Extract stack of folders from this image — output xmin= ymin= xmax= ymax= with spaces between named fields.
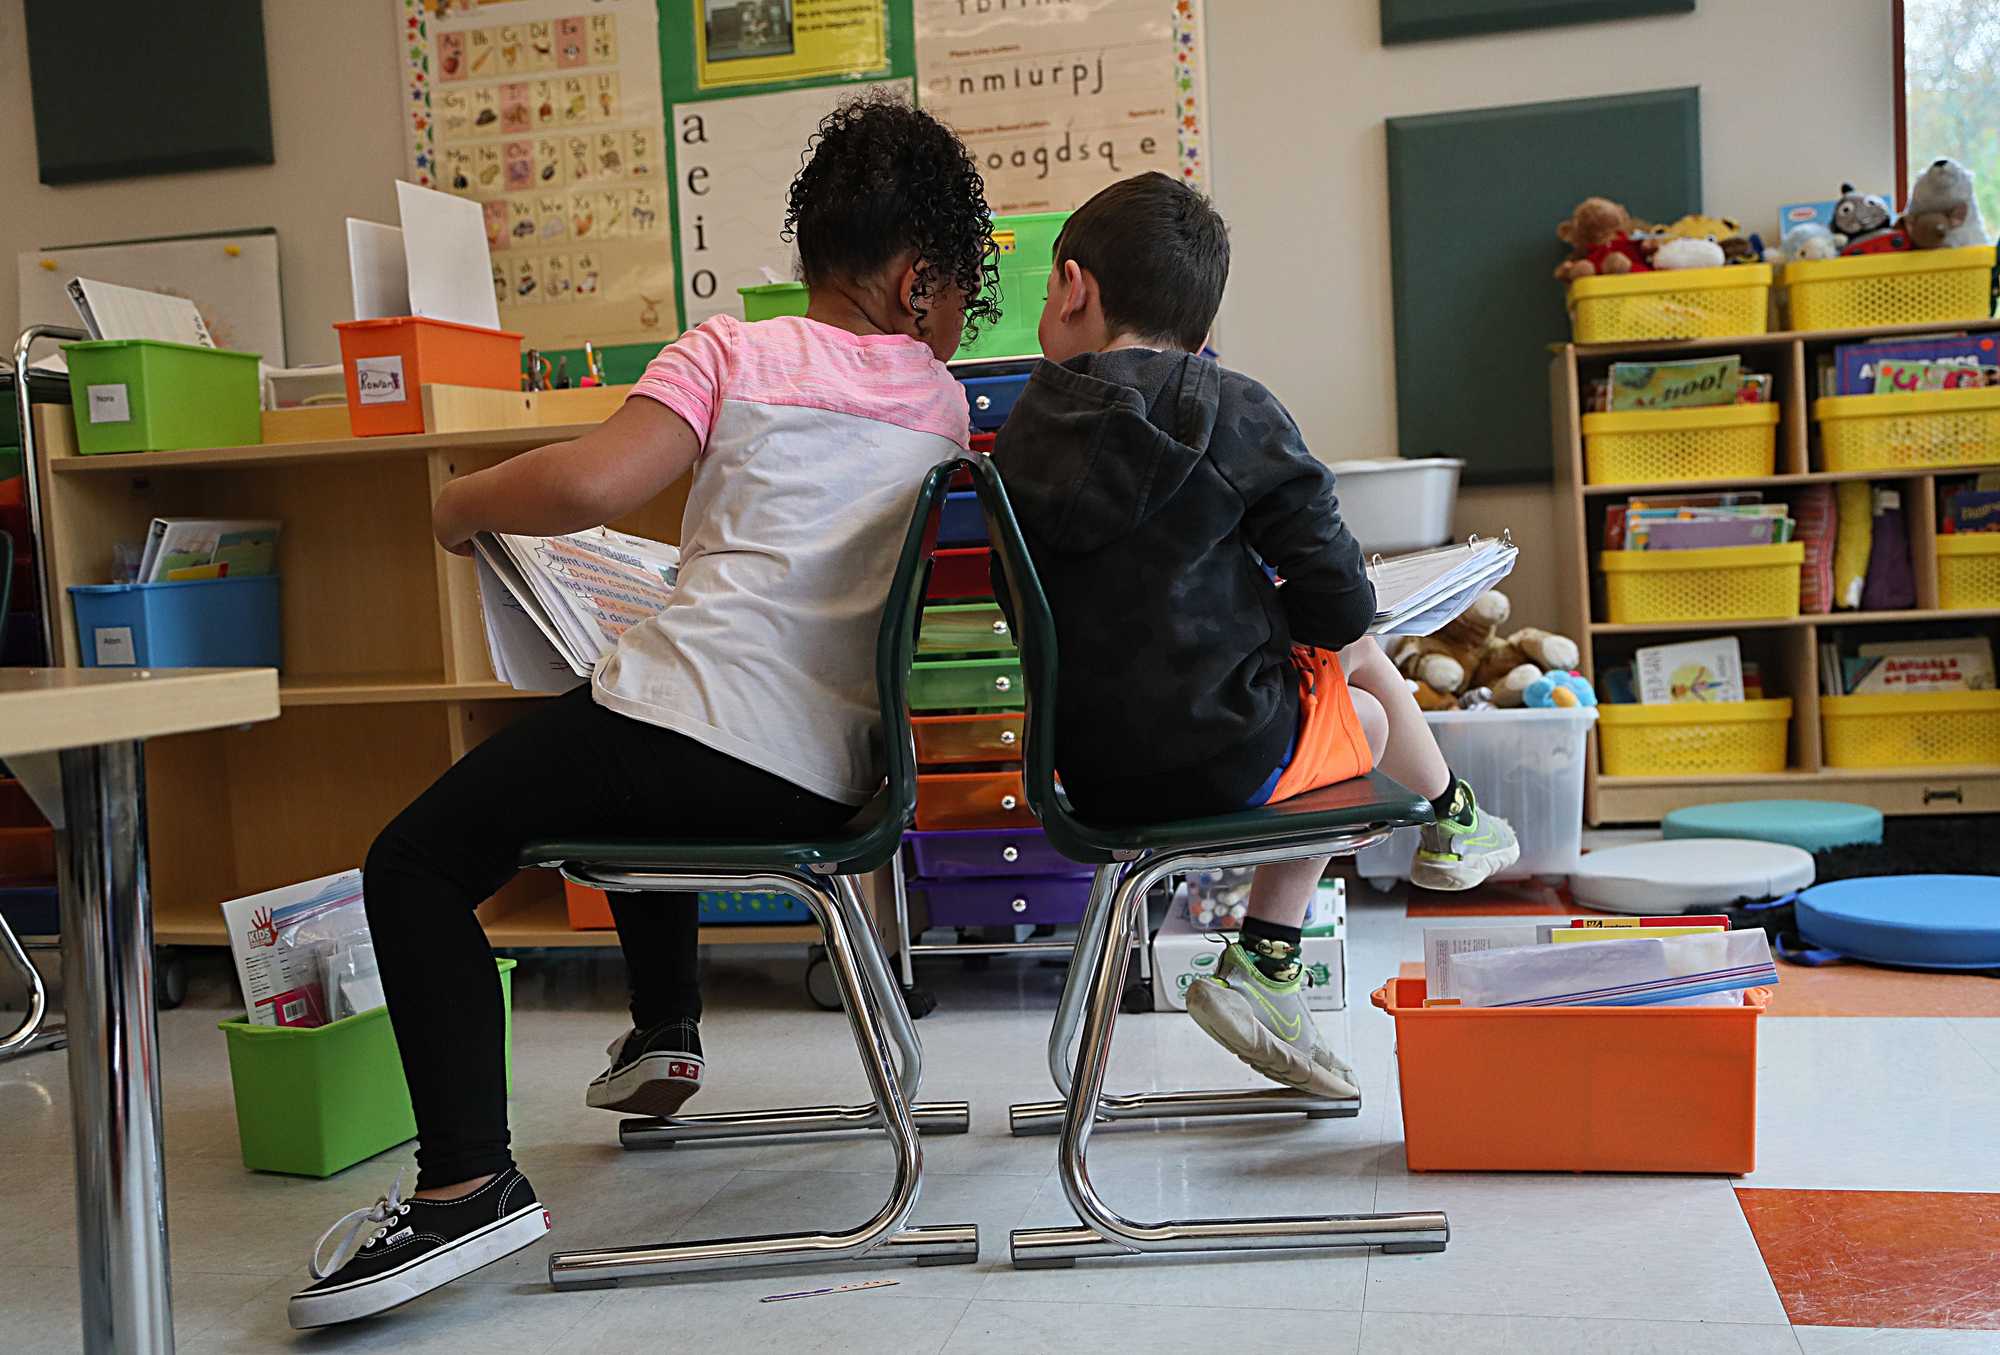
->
xmin=1604 ymin=492 xmax=1793 ymax=551
xmin=1422 ymin=917 xmax=1777 ymax=1008
xmin=1364 ymin=534 xmax=1518 ymax=637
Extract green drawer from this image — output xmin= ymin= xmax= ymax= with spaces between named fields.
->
xmin=910 ymin=656 xmax=1024 ymax=711
xmin=917 ymin=603 xmax=1015 ymax=657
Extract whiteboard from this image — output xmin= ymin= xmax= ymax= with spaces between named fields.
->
xmin=16 ymin=230 xmax=285 ymax=364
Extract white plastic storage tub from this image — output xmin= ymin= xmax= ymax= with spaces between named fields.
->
xmin=1356 ymin=706 xmax=1597 ymax=888
xmin=1326 ymin=458 xmax=1463 ymax=553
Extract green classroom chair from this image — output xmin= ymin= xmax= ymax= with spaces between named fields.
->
xmin=964 ymin=454 xmax=1453 ymax=1269
xmin=519 ymin=461 xmax=977 ymax=1288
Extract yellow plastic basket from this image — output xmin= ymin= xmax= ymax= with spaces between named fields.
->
xmin=1597 ymin=699 xmax=1792 ymax=776
xmin=1598 ymin=542 xmax=1804 ymax=623
xmin=1782 ymin=245 xmax=1996 ymax=331
xmin=1815 ymin=387 xmax=2000 ymax=471
xmin=1936 ymin=532 xmax=2000 ymax=610
xmin=1821 ymin=691 xmax=2000 ymax=769
xmin=1582 ymin=403 xmax=1779 ymax=485
xmin=1569 ymin=265 xmax=1771 ymax=344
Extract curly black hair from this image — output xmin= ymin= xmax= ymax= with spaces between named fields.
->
xmin=783 ymin=91 xmax=1001 ymax=344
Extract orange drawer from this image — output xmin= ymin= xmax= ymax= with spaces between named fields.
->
xmin=916 ymin=769 xmax=1036 ymax=831
xmin=912 ymin=712 xmax=1023 ymax=765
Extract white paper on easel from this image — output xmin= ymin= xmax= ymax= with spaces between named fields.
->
xmin=346 ymin=219 xmax=410 ymax=320
xmin=395 ymin=181 xmax=500 ymax=330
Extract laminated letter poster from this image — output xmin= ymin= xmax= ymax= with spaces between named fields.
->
xmin=913 ymin=0 xmax=1208 ymax=215
xmin=400 ymin=0 xmax=675 ymax=349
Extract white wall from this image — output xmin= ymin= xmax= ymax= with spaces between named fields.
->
xmin=0 ymin=0 xmax=1897 ymax=620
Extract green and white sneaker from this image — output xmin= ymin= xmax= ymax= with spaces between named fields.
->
xmin=1410 ymin=780 xmax=1519 ymax=891
xmin=1185 ymin=940 xmax=1359 ymax=1099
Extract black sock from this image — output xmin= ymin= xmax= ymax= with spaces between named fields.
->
xmin=1240 ymin=915 xmax=1303 ymax=982
xmin=1430 ymin=773 xmax=1473 ymax=827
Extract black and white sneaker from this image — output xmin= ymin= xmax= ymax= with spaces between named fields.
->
xmin=586 ymin=1017 xmax=705 ymax=1116
xmin=287 ymin=1168 xmax=550 ymax=1329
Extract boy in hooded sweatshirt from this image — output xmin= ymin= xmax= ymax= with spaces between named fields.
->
xmin=989 ymin=172 xmax=1517 ymax=1097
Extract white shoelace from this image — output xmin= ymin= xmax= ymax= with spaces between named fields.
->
xmin=310 ymin=1169 xmax=414 ymax=1279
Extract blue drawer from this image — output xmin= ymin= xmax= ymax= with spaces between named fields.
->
xmin=937 ymin=491 xmax=986 ymax=546
xmin=914 ymin=874 xmax=1093 ymax=928
xmin=906 ymin=828 xmax=1088 ymax=879
xmin=960 ymin=372 xmax=1031 ymax=431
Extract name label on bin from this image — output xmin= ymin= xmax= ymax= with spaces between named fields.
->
xmin=93 ymin=626 xmax=136 ymax=666
xmin=355 ymin=355 xmax=407 ymax=405
xmin=86 ymin=383 xmax=131 ymax=424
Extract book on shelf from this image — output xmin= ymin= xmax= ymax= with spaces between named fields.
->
xmin=1635 ymin=636 xmax=1745 ymax=704
xmin=1941 ymin=477 xmax=2000 ymax=533
xmin=1827 ymin=334 xmax=2000 ymax=396
xmin=1844 ymin=637 xmax=1995 ymax=694
xmin=1872 ymin=358 xmax=2000 ymax=394
xmin=1607 ymin=356 xmax=1742 ymax=411
xmin=135 ymin=518 xmax=281 ymax=583
xmin=1604 ymin=492 xmax=1765 ymax=551
xmin=473 ymin=527 xmax=681 ymax=693
xmin=1624 ymin=503 xmax=1793 ymax=551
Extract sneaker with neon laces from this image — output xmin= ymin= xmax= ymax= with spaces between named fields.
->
xmin=1184 ymin=939 xmax=1359 ymax=1099
xmin=1409 ymin=780 xmax=1519 ymax=891
xmin=586 ymin=1017 xmax=704 ymax=1116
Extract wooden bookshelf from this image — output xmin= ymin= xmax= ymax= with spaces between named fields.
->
xmin=1552 ymin=318 xmax=2000 ymax=824
xmin=29 ymin=383 xmax=822 ymax=952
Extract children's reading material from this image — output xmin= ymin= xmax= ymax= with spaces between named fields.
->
xmin=136 ymin=518 xmax=280 ymax=583
xmin=1607 ymin=356 xmax=1742 ymax=411
xmin=474 ymin=527 xmax=681 ymax=692
xmin=1365 ymin=536 xmax=1519 ymax=637
xmin=66 ymin=277 xmax=215 ymax=347
xmin=1635 ymin=636 xmax=1745 ymax=704
xmin=1847 ymin=637 xmax=1995 ymax=693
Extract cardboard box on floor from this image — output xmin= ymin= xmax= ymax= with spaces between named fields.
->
xmin=1151 ymin=880 xmax=1345 ymax=1013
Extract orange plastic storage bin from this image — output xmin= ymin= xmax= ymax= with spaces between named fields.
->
xmin=912 ymin=712 xmax=1024 ymax=765
xmin=915 ymin=769 xmax=1035 ymax=830
xmin=334 ymin=316 xmax=523 ymax=437
xmin=1372 ymin=975 xmax=1770 ymax=1174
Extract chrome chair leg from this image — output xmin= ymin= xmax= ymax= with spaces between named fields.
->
xmin=1010 ymin=854 xmax=1445 ymax=1268
xmin=550 ymin=871 xmax=978 ymax=1287
xmin=1009 ymin=860 xmax=1359 ymax=1138
xmin=0 ymin=912 xmax=65 ymax=1061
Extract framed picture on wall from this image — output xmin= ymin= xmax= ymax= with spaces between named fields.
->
xmin=1381 ymin=0 xmax=1693 ymax=45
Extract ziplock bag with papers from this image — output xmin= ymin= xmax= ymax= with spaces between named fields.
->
xmin=1450 ymin=930 xmax=1778 ymax=1008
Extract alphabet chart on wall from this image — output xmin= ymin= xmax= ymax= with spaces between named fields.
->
xmin=400 ymin=0 xmax=676 ymax=350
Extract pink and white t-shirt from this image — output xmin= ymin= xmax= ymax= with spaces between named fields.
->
xmin=594 ymin=314 xmax=968 ymax=803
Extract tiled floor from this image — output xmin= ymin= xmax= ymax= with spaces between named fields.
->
xmin=4 ymin=889 xmax=1998 ymax=1355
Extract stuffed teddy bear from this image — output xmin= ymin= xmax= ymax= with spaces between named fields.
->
xmin=1554 ymin=197 xmax=1652 ymax=281
xmin=1474 ymin=626 xmax=1583 ymax=707
xmin=1394 ymin=590 xmax=1512 ymax=706
xmin=1765 ymin=222 xmax=1848 ymax=264
xmin=1903 ymin=156 xmax=1988 ymax=249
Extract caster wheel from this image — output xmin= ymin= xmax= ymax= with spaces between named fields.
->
xmin=1120 ymin=978 xmax=1152 ymax=1014
xmin=902 ymin=984 xmax=937 ymax=1019
xmin=803 ymin=947 xmax=842 ymax=1011
xmin=1366 ymin=877 xmax=1398 ymax=895
xmin=156 ymin=949 xmax=188 ymax=1010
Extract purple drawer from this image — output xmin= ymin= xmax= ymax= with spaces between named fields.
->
xmin=906 ymin=828 xmax=1088 ymax=879
xmin=915 ymin=874 xmax=1094 ymax=928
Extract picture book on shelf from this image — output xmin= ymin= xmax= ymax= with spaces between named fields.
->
xmin=1607 ymin=356 xmax=1741 ymax=411
xmin=1872 ymin=359 xmax=2000 ymax=394
xmin=1844 ymin=637 xmax=1995 ymax=694
xmin=1827 ymin=334 xmax=2000 ymax=396
xmin=136 ymin=518 xmax=281 ymax=583
xmin=1635 ymin=636 xmax=1745 ymax=704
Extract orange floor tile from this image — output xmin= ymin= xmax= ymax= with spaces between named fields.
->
xmin=1764 ymin=960 xmax=2000 ymax=1017
xmin=1737 ymin=1188 xmax=2000 ymax=1330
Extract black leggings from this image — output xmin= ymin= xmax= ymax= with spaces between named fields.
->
xmin=364 ymin=685 xmax=857 ymax=1188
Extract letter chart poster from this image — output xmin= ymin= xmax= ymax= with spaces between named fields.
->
xmin=913 ymin=0 xmax=1208 ymax=215
xmin=399 ymin=0 xmax=677 ymax=350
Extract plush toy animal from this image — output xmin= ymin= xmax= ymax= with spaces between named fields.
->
xmin=1903 ymin=156 xmax=1988 ymax=249
xmin=1832 ymin=183 xmax=1903 ymax=254
xmin=1473 ymin=626 xmax=1581 ymax=705
xmin=1654 ymin=237 xmax=1727 ymax=270
xmin=1554 ymin=197 xmax=1652 ymax=281
xmin=1394 ymin=590 xmax=1512 ymax=706
xmin=1522 ymin=670 xmax=1598 ymax=709
xmin=1765 ymin=222 xmax=1848 ymax=264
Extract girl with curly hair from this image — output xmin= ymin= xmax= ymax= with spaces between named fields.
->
xmin=287 ymin=92 xmax=995 ymax=1330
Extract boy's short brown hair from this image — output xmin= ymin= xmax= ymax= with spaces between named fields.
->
xmin=1054 ymin=172 xmax=1229 ymax=351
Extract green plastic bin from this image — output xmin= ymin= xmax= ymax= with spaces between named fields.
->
xmin=740 ymin=282 xmax=810 ymax=322
xmin=63 ymin=340 xmax=261 ymax=455
xmin=219 ymin=958 xmax=515 ymax=1177
xmin=910 ymin=656 xmax=1024 ymax=711
xmin=956 ymin=210 xmax=1069 ymax=361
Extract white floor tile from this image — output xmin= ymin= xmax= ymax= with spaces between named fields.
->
xmin=1367 ymin=1174 xmax=1789 ymax=1325
xmin=1745 ymin=1018 xmax=2000 ymax=1191
xmin=4 ymin=1266 xmax=289 ymax=1355
xmin=1359 ymin=1311 xmax=1803 ymax=1354
xmin=1793 ymin=1330 xmax=2000 ymax=1354
xmin=1950 ymin=1019 xmax=2000 ymax=1076
xmin=179 ymin=1277 xmax=609 ymax=1354
xmin=562 ymin=1285 xmax=969 ymax=1355
xmin=943 ymin=1298 xmax=1360 ymax=1355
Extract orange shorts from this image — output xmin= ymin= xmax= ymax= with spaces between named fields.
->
xmin=1259 ymin=646 xmax=1375 ymax=805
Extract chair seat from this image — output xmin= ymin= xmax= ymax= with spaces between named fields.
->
xmin=1043 ymin=770 xmax=1434 ymax=864
xmin=520 ymin=793 xmax=903 ymax=876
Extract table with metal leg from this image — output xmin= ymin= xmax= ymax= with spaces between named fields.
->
xmin=0 ymin=667 xmax=280 ymax=1355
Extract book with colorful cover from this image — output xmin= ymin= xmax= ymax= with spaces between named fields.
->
xmin=1845 ymin=637 xmax=1996 ymax=694
xmin=1833 ymin=334 xmax=2000 ymax=395
xmin=1872 ymin=359 xmax=2000 ymax=394
xmin=1608 ymin=356 xmax=1743 ymax=411
xmin=1635 ymin=636 xmax=1745 ymax=704
xmin=1942 ymin=486 xmax=2000 ymax=533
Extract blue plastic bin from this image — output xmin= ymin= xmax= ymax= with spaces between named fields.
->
xmin=937 ymin=491 xmax=987 ymax=546
xmin=69 ymin=575 xmax=281 ymax=669
xmin=960 ymin=371 xmax=1032 ymax=432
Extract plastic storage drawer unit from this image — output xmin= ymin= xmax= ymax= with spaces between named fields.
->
xmin=911 ymin=712 xmax=1023 ymax=764
xmin=910 ymin=656 xmax=1023 ymax=711
xmin=916 ymin=603 xmax=1013 ymax=656
xmin=916 ymin=769 xmax=1035 ymax=831
xmin=907 ymin=828 xmax=1089 ymax=878
xmin=927 ymin=547 xmax=994 ymax=601
xmin=915 ymin=874 xmax=1094 ymax=928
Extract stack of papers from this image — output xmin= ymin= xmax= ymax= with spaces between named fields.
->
xmin=1366 ymin=535 xmax=1519 ymax=637
xmin=473 ymin=528 xmax=681 ymax=692
xmin=67 ymin=277 xmax=215 ymax=347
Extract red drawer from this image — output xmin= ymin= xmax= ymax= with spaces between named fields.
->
xmin=927 ymin=547 xmax=993 ymax=601
xmin=906 ymin=828 xmax=1085 ymax=878
xmin=914 ymin=874 xmax=1093 ymax=928
xmin=916 ymin=769 xmax=1034 ymax=830
xmin=911 ymin=712 xmax=1022 ymax=765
